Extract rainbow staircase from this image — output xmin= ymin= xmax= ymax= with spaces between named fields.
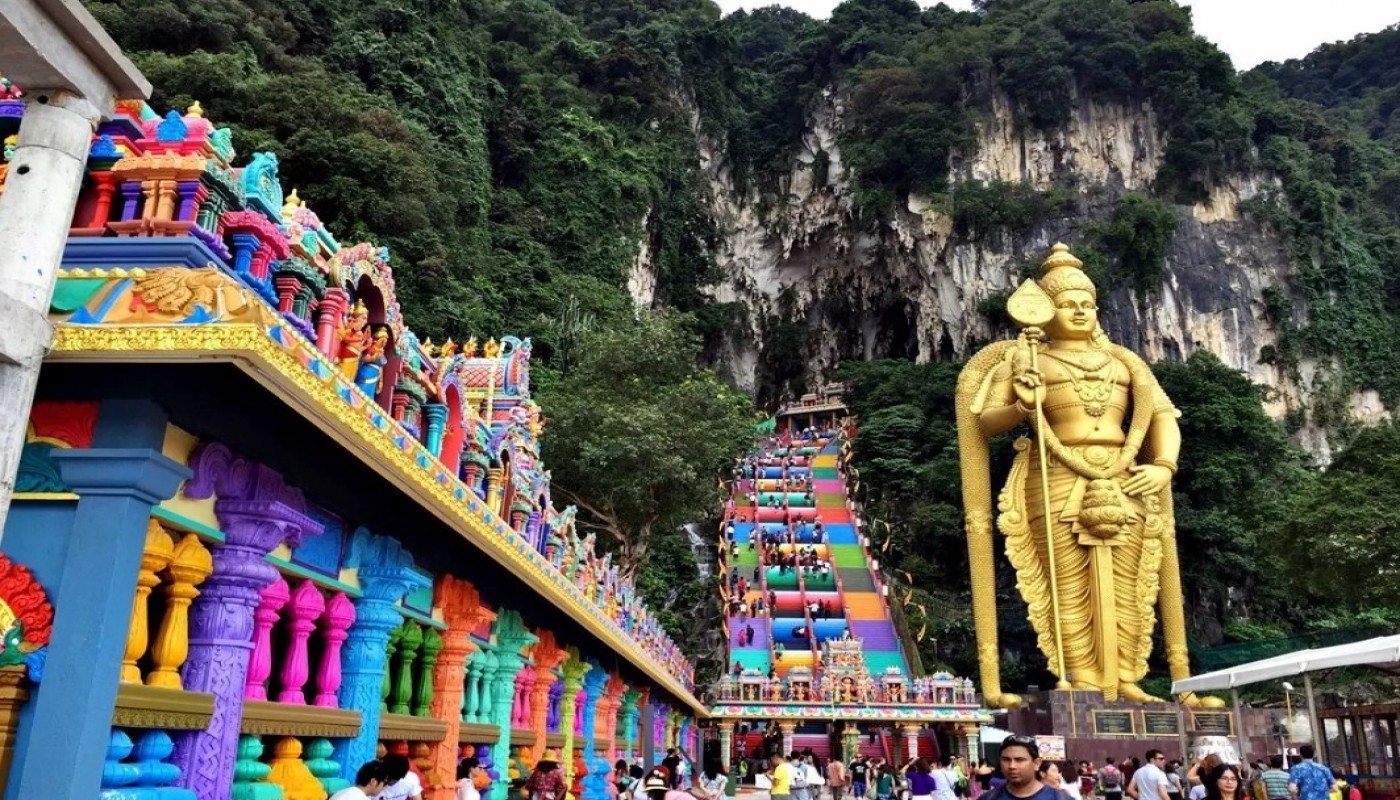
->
xmin=723 ymin=428 xmax=909 ymax=681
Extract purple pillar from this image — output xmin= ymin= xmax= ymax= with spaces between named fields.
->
xmin=171 ymin=443 xmax=320 ymax=799
xmin=118 ymin=182 xmax=143 ymax=222
xmin=176 ymin=180 xmax=201 ymax=221
xmin=547 ymin=679 xmax=564 ymax=733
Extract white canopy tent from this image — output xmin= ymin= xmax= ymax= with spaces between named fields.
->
xmin=1172 ymin=634 xmax=1400 ymax=754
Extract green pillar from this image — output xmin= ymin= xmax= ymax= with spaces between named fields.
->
xmin=618 ymin=689 xmax=642 ymax=760
xmin=489 ymin=610 xmax=538 ymax=800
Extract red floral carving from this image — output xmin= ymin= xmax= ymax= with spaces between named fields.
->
xmin=28 ymin=401 xmax=99 ymax=449
xmin=0 ymin=554 xmax=53 ymax=646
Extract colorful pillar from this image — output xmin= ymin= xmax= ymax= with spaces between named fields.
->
xmin=464 ymin=647 xmax=494 ymax=724
xmin=530 ymin=632 xmax=567 ymax=760
xmin=617 ymin=690 xmax=641 ymax=761
xmin=426 ymin=576 xmax=494 ymax=800
xmin=558 ymin=650 xmax=590 ymax=790
xmin=334 ymin=531 xmax=430 ymax=776
xmin=171 ymin=442 xmax=321 ymax=799
xmin=597 ymin=673 xmax=625 ymax=759
xmin=423 ymin=403 xmax=448 ymax=458
xmin=841 ymin=726 xmax=860 ymax=766
xmin=3 ymin=441 xmax=189 ymax=799
xmin=488 ymin=611 xmax=537 ymax=800
xmin=580 ymin=665 xmax=610 ymax=800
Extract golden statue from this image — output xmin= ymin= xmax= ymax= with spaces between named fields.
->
xmin=957 ymin=243 xmax=1200 ymax=708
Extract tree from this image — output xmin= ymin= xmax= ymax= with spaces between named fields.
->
xmin=1153 ymin=351 xmax=1313 ymax=642
xmin=538 ymin=311 xmax=754 ymax=578
xmin=1282 ymin=422 xmax=1400 ymax=609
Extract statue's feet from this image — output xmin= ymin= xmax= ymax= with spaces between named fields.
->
xmin=987 ymin=693 xmax=1023 ymax=709
xmin=1178 ymin=691 xmax=1227 ymax=708
xmin=1119 ymin=683 xmax=1164 ymax=703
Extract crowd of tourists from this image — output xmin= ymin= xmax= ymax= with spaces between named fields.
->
xmin=939 ymin=738 xmax=1361 ymax=800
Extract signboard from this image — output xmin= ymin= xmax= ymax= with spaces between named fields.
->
xmin=1036 ymin=735 xmax=1066 ymax=760
xmin=1193 ymin=711 xmax=1234 ymax=736
xmin=1143 ymin=711 xmax=1182 ymax=737
xmin=1092 ymin=710 xmax=1136 ymax=736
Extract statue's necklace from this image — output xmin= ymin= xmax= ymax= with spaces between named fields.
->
xmin=1045 ymin=350 xmax=1116 ymax=418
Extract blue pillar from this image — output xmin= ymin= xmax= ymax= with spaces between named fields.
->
xmin=335 ymin=530 xmax=428 ymax=776
xmin=581 ymin=665 xmax=610 ymax=800
xmin=4 ymin=447 xmax=189 ymax=799
xmin=423 ymin=403 xmax=448 ymax=457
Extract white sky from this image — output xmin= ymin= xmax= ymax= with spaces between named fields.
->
xmin=714 ymin=0 xmax=1399 ymax=70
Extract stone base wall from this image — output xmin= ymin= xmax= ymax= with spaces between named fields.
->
xmin=998 ymin=691 xmax=1280 ymax=765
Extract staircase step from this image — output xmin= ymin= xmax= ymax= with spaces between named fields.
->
xmin=829 ymin=545 xmax=868 ymax=568
xmin=838 ymin=567 xmax=876 ymax=592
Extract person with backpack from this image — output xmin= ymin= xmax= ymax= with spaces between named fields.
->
xmin=1099 ymin=760 xmax=1125 ymax=800
xmin=791 ymin=752 xmax=813 ymax=800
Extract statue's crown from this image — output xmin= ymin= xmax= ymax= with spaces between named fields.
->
xmin=1039 ymin=242 xmax=1096 ymax=297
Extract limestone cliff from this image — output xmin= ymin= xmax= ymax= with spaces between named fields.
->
xmin=640 ymin=87 xmax=1390 ymax=460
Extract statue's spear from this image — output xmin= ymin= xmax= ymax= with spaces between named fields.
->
xmin=1007 ymin=278 xmax=1071 ymax=691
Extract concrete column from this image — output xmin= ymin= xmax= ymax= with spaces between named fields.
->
xmin=901 ymin=724 xmax=920 ymax=762
xmin=0 ymin=94 xmax=101 ymax=539
xmin=779 ymin=721 xmax=796 ymax=756
xmin=719 ymin=722 xmax=734 ymax=771
xmin=960 ymin=725 xmax=981 ymax=765
xmin=638 ymin=693 xmax=655 ymax=770
xmin=4 ymin=447 xmax=188 ymax=798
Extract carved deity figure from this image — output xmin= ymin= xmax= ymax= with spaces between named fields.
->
xmin=957 ymin=243 xmax=1206 ymax=708
xmin=337 ymin=300 xmax=371 ymax=379
xmin=355 ymin=328 xmax=390 ymax=397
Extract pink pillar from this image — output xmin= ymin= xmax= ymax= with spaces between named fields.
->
xmin=315 ymin=592 xmax=356 ymax=707
xmin=513 ymin=669 xmax=535 ymax=729
xmin=315 ymin=288 xmax=349 ymax=357
xmin=275 ymin=276 xmax=301 ymax=316
xmin=574 ymin=689 xmax=586 ymax=735
xmin=245 ymin=578 xmax=290 ymax=701
xmin=277 ymin=579 xmax=326 ymax=704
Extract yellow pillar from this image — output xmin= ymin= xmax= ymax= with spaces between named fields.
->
xmin=559 ymin=651 xmax=591 ymax=789
xmin=266 ymin=736 xmax=327 ymax=800
xmin=123 ymin=519 xmax=174 ymax=683
xmin=147 ymin=533 xmax=212 ymax=689
xmin=486 ymin=468 xmax=505 ymax=516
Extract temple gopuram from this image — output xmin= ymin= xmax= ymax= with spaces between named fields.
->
xmin=0 ymin=93 xmax=697 ymax=798
xmin=714 ymin=391 xmax=991 ymax=775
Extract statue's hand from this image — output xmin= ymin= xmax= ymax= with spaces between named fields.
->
xmin=1012 ymin=366 xmax=1045 ymax=411
xmin=1122 ymin=463 xmax=1172 ymax=497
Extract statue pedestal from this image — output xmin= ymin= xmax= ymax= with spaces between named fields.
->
xmin=999 ymin=690 xmax=1277 ymax=764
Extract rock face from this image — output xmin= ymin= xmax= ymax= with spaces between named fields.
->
xmin=635 ymin=87 xmax=1387 ymax=458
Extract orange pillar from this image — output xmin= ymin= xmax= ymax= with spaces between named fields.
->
xmin=530 ymin=631 xmax=568 ymax=759
xmin=425 ymin=576 xmax=496 ymax=800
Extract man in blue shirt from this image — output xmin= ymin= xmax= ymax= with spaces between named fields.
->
xmin=1289 ymin=745 xmax=1332 ymax=800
